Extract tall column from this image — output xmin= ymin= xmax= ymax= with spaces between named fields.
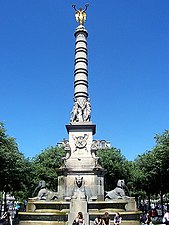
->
xmin=70 ymin=25 xmax=91 ymax=124
xmin=74 ymin=26 xmax=88 ymax=100
xmin=62 ymin=5 xmax=105 ymax=209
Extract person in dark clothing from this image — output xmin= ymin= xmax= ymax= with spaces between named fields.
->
xmin=102 ymin=212 xmax=110 ymax=225
xmin=0 ymin=207 xmax=12 ymax=225
xmin=144 ymin=212 xmax=152 ymax=225
xmin=94 ymin=216 xmax=102 ymax=225
xmin=73 ymin=212 xmax=84 ymax=225
xmin=140 ymin=212 xmax=146 ymax=225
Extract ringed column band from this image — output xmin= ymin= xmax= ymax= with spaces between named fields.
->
xmin=74 ymin=26 xmax=88 ymax=100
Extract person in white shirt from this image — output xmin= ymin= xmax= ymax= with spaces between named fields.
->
xmin=163 ymin=209 xmax=169 ymax=225
xmin=113 ymin=212 xmax=122 ymax=225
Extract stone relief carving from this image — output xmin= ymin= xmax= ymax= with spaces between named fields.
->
xmin=73 ymin=134 xmax=88 ymax=152
xmin=70 ymin=97 xmax=91 ymax=123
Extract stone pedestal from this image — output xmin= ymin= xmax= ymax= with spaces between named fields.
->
xmin=69 ymin=199 xmax=88 ymax=225
xmin=57 ymin=123 xmax=105 ymax=202
xmin=125 ymin=197 xmax=137 ymax=211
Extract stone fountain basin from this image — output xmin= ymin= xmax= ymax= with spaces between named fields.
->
xmin=27 ymin=199 xmax=70 ymax=212
xmin=88 ymin=200 xmax=128 ymax=212
xmin=19 ymin=211 xmax=68 ymax=225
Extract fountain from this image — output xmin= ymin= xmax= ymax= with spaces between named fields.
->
xmin=19 ymin=4 xmax=141 ymax=225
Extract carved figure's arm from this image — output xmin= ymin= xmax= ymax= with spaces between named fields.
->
xmin=84 ymin=4 xmax=89 ymax=11
xmin=72 ymin=4 xmax=77 ymax=11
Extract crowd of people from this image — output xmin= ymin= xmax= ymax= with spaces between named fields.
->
xmin=73 ymin=209 xmax=169 ymax=225
xmin=93 ymin=211 xmax=122 ymax=225
xmin=140 ymin=207 xmax=169 ymax=225
xmin=94 ymin=212 xmax=122 ymax=225
xmin=0 ymin=200 xmax=27 ymax=225
xmin=73 ymin=211 xmax=122 ymax=225
xmin=2 ymin=204 xmax=169 ymax=225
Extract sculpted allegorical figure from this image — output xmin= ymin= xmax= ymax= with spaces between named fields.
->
xmin=91 ymin=140 xmax=101 ymax=168
xmin=71 ymin=99 xmax=79 ymax=122
xmin=61 ymin=140 xmax=71 ymax=168
xmin=71 ymin=98 xmax=91 ymax=123
xmin=77 ymin=106 xmax=83 ymax=122
xmin=84 ymin=99 xmax=91 ymax=122
xmin=72 ymin=4 xmax=89 ymax=25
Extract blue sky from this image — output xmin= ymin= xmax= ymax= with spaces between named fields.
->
xmin=0 ymin=0 xmax=169 ymax=161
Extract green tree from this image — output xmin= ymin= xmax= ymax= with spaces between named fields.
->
xmin=131 ymin=130 xmax=169 ymax=213
xmin=98 ymin=147 xmax=131 ymax=192
xmin=14 ymin=157 xmax=35 ymax=200
xmin=31 ymin=146 xmax=65 ymax=195
xmin=131 ymin=151 xmax=156 ymax=208
xmin=0 ymin=122 xmax=29 ymax=205
xmin=151 ymin=130 xmax=169 ymax=214
xmin=152 ymin=130 xmax=169 ymax=192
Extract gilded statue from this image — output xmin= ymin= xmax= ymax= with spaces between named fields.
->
xmin=72 ymin=4 xmax=89 ymax=25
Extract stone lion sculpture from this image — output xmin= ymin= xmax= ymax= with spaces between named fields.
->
xmin=32 ymin=180 xmax=58 ymax=201
xmin=105 ymin=179 xmax=129 ymax=201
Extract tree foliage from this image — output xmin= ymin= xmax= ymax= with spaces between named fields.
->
xmin=0 ymin=122 xmax=27 ymax=195
xmin=130 ymin=130 xmax=169 ymax=210
xmin=30 ymin=146 xmax=65 ymax=194
xmin=1 ymin=119 xmax=168 ymax=206
xmin=131 ymin=151 xmax=156 ymax=199
xmin=98 ymin=147 xmax=131 ymax=192
xmin=152 ymin=130 xmax=169 ymax=193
